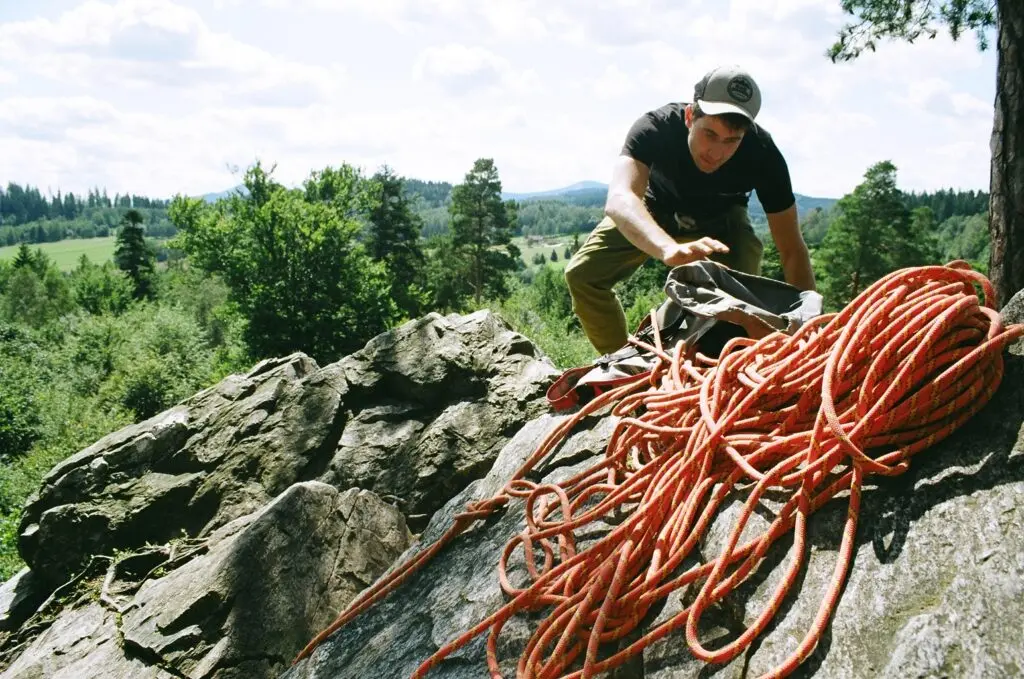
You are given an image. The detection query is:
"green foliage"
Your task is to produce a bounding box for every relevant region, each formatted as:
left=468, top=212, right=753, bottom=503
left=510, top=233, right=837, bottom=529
left=0, top=181, right=173, bottom=248
left=801, top=207, right=832, bottom=246
left=934, top=212, right=990, bottom=272
left=11, top=243, right=34, bottom=270
left=367, top=166, right=429, bottom=318
left=68, top=255, right=134, bottom=315
left=114, top=209, right=157, bottom=300
left=761, top=237, right=785, bottom=282
left=490, top=268, right=596, bottom=369
left=515, top=200, right=603, bottom=237
left=904, top=188, right=989, bottom=222
left=813, top=161, right=939, bottom=310
left=169, top=161, right=398, bottom=364
left=828, top=0, right=998, bottom=61
left=0, top=323, right=44, bottom=458
left=447, top=158, right=522, bottom=307
left=1, top=253, right=75, bottom=328
left=402, top=178, right=453, bottom=208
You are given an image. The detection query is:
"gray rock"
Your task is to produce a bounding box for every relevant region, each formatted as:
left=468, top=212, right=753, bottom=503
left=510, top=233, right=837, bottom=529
left=1002, top=289, right=1024, bottom=355
left=2, top=482, right=411, bottom=679
left=0, top=569, right=44, bottom=633
left=0, top=602, right=174, bottom=679
left=282, top=345, right=1024, bottom=679
left=17, top=310, right=559, bottom=589
left=18, top=352, right=333, bottom=588
left=324, top=310, right=560, bottom=528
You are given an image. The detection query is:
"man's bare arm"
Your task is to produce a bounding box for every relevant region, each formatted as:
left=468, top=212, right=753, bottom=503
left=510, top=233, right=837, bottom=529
left=766, top=204, right=816, bottom=291
left=605, top=155, right=728, bottom=266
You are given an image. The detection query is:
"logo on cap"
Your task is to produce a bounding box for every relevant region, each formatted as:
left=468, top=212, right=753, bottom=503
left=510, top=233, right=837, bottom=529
left=726, top=76, right=754, bottom=103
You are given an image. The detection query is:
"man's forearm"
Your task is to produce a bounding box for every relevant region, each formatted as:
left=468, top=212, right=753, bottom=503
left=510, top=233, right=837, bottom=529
left=605, top=194, right=674, bottom=260
left=780, top=246, right=816, bottom=291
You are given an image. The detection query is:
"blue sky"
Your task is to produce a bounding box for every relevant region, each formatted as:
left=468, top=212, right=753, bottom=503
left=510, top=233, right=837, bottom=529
left=0, top=0, right=999, bottom=201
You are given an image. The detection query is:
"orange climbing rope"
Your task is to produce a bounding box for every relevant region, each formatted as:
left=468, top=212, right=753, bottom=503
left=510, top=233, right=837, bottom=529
left=294, top=262, right=1024, bottom=678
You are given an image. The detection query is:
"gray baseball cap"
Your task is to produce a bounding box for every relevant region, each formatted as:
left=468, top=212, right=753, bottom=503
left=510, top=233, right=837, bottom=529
left=693, top=65, right=762, bottom=121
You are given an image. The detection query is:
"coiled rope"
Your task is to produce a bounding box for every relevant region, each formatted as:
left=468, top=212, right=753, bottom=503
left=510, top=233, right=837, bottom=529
left=295, top=262, right=1023, bottom=678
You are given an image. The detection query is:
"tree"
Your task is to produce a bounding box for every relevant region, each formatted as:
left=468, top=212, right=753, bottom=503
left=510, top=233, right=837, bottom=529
left=761, top=237, right=785, bottom=281
left=800, top=207, right=832, bottom=245
left=366, top=166, right=428, bottom=318
left=447, top=158, right=521, bottom=306
left=168, top=161, right=397, bottom=364
left=69, top=255, right=134, bottom=316
left=114, top=209, right=156, bottom=300
left=813, top=161, right=932, bottom=309
left=11, top=243, right=34, bottom=271
left=2, top=258, right=74, bottom=328
left=828, top=0, right=1022, bottom=307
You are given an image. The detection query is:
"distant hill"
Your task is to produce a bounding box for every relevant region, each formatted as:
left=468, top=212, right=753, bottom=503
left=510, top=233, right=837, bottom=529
left=199, top=185, right=248, bottom=203
left=502, top=181, right=608, bottom=201
left=199, top=178, right=838, bottom=222
left=498, top=181, right=838, bottom=220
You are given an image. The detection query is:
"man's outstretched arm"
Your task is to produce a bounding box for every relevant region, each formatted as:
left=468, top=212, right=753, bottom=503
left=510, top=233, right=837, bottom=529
left=605, top=155, right=728, bottom=266
left=766, top=203, right=816, bottom=291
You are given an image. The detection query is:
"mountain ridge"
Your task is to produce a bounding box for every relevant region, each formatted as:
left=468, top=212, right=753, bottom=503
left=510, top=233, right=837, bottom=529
left=198, top=180, right=839, bottom=216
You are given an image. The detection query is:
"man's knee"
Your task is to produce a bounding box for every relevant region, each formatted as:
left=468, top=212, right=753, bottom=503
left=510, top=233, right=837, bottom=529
left=564, top=253, right=598, bottom=299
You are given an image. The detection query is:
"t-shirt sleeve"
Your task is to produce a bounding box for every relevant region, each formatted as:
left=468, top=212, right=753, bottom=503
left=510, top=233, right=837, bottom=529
left=754, top=138, right=797, bottom=214
left=620, top=112, right=661, bottom=166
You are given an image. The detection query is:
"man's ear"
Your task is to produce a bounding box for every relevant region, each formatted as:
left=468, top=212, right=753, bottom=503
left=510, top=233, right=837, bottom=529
left=684, top=103, right=693, bottom=128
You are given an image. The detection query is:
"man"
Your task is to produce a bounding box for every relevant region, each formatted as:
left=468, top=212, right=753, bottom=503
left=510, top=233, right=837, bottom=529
left=565, top=64, right=816, bottom=355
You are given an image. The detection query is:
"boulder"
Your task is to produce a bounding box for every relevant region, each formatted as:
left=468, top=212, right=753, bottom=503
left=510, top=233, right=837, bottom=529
left=1, top=482, right=411, bottom=679
left=17, top=310, right=559, bottom=588
left=0, top=569, right=44, bottom=633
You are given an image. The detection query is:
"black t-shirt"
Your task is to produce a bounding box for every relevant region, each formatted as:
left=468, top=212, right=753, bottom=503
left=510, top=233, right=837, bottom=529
left=620, top=102, right=795, bottom=234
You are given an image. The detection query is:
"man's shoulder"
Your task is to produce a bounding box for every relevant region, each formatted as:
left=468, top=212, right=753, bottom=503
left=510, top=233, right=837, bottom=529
left=643, top=101, right=688, bottom=125
left=743, top=121, right=782, bottom=153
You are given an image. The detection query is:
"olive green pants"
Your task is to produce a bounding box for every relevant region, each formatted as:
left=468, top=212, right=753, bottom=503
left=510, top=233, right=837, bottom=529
left=564, top=205, right=764, bottom=355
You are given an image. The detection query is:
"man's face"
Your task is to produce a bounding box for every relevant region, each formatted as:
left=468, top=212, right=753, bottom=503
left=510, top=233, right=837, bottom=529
left=685, top=105, right=746, bottom=173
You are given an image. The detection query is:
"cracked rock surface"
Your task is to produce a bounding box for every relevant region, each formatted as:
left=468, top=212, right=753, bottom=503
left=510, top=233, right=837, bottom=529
left=16, top=310, right=558, bottom=589
left=1, top=482, right=411, bottom=679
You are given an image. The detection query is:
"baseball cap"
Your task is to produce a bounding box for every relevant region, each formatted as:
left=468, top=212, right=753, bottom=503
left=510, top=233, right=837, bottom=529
left=693, top=65, right=762, bottom=121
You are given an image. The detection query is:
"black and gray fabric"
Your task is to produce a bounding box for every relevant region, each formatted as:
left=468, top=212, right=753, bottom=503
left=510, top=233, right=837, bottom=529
left=547, top=261, right=823, bottom=410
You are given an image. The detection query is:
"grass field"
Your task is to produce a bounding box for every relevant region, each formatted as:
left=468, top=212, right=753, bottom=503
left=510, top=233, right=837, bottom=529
left=514, top=235, right=576, bottom=270
left=0, top=236, right=171, bottom=272
left=0, top=236, right=120, bottom=271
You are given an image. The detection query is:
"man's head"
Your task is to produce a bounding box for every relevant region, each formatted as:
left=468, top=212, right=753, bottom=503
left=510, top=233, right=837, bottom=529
left=684, top=65, right=761, bottom=173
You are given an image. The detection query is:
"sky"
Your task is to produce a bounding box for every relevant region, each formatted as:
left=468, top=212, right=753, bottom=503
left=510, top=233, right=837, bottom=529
left=0, top=0, right=1000, bottom=201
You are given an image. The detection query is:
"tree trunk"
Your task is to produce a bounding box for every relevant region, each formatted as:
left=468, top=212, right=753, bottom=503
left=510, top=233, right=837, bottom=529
left=989, top=0, right=1024, bottom=308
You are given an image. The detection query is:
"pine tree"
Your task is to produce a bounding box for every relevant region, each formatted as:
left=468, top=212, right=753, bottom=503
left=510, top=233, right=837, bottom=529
left=114, top=208, right=155, bottom=300
left=813, top=161, right=918, bottom=310
left=447, top=158, right=521, bottom=306
left=11, top=243, right=34, bottom=271
left=366, top=166, right=428, bottom=317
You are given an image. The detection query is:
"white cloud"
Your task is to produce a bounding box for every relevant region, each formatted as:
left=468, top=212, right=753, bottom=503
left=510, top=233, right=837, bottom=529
left=412, top=43, right=539, bottom=96
left=0, top=0, right=347, bottom=105
left=0, top=0, right=999, bottom=200
left=0, top=97, right=120, bottom=143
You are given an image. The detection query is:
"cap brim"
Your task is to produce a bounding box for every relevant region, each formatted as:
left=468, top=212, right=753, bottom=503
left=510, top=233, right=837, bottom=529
left=696, top=98, right=753, bottom=120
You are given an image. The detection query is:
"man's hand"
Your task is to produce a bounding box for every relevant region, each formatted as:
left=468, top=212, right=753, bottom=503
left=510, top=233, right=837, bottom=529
left=659, top=237, right=730, bottom=267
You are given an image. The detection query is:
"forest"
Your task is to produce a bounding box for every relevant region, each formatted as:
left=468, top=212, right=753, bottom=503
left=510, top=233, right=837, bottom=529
left=0, top=156, right=994, bottom=580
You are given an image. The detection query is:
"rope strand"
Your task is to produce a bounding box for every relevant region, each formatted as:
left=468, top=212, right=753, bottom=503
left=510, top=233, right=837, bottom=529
left=294, top=263, right=1023, bottom=679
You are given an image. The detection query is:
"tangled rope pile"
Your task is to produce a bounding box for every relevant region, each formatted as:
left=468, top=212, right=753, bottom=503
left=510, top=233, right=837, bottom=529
left=294, top=262, right=1023, bottom=678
